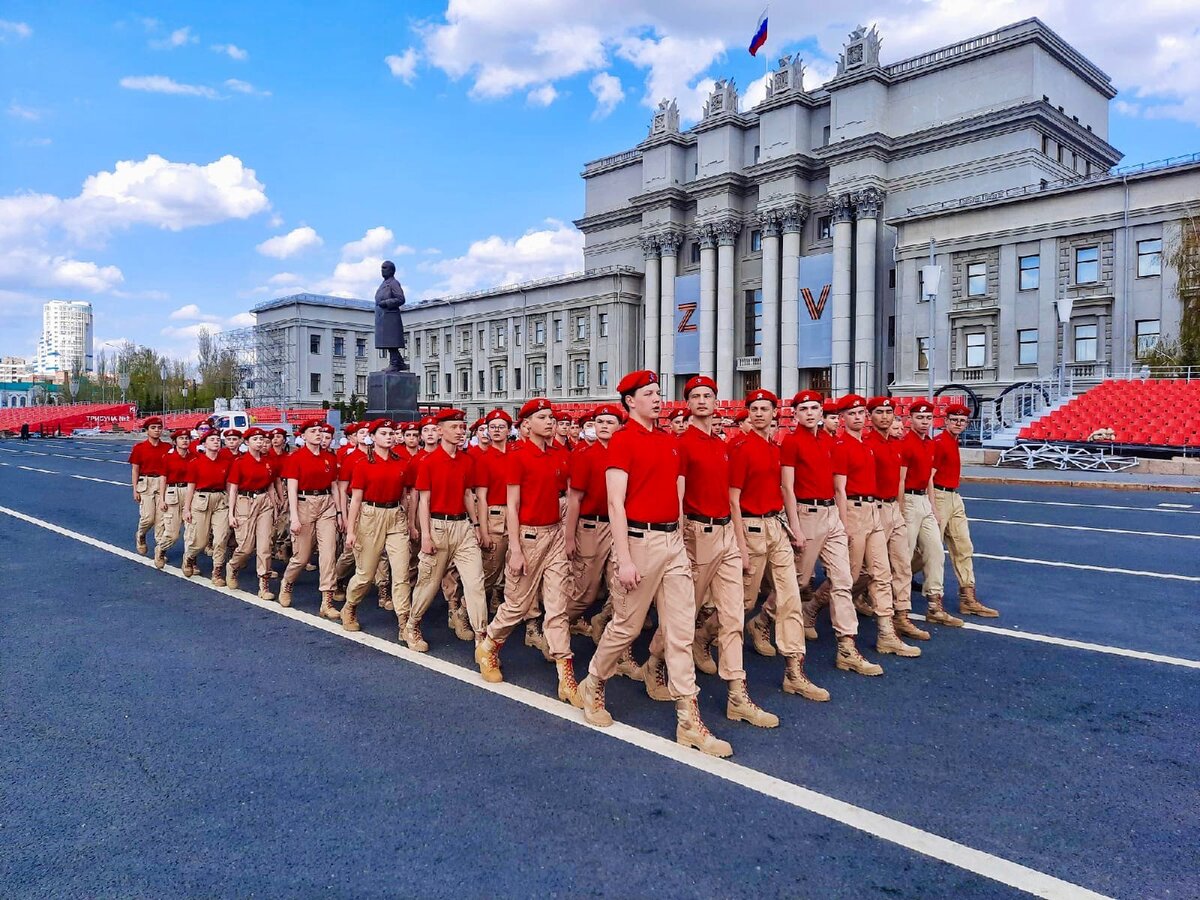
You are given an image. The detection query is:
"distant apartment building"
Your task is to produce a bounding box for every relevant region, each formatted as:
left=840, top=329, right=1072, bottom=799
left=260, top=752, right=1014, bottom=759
left=37, top=300, right=94, bottom=377
left=0, top=356, right=30, bottom=382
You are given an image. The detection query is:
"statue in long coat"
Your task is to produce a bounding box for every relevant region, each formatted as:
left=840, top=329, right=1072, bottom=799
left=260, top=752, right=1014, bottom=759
left=375, top=260, right=407, bottom=372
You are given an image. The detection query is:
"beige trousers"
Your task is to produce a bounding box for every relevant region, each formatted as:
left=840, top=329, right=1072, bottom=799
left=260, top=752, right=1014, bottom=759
left=157, top=484, right=192, bottom=555
left=844, top=501, right=893, bottom=617
left=186, top=491, right=230, bottom=571
left=794, top=505, right=858, bottom=638
left=567, top=519, right=612, bottom=621
left=876, top=500, right=913, bottom=612
left=488, top=523, right=574, bottom=658
left=903, top=493, right=946, bottom=598
left=480, top=505, right=509, bottom=595
left=347, top=504, right=411, bottom=620
left=136, top=476, right=162, bottom=541
left=935, top=489, right=975, bottom=588
left=744, top=516, right=807, bottom=656
left=283, top=494, right=338, bottom=591
left=229, top=493, right=275, bottom=579
left=410, top=518, right=487, bottom=632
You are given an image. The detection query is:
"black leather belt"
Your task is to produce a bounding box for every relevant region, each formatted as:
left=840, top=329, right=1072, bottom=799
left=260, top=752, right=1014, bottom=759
left=740, top=508, right=782, bottom=517
left=365, top=500, right=401, bottom=508
left=627, top=520, right=678, bottom=533
left=299, top=489, right=331, bottom=497
left=905, top=488, right=927, bottom=496
left=934, top=485, right=958, bottom=493
left=847, top=494, right=875, bottom=502
left=558, top=491, right=567, bottom=498
left=169, top=482, right=188, bottom=487
left=431, top=512, right=468, bottom=521
left=687, top=513, right=730, bottom=526
left=197, top=488, right=224, bottom=494
left=239, top=489, right=267, bottom=497
left=879, top=497, right=897, bottom=503
left=795, top=498, right=834, bottom=507
left=581, top=514, right=609, bottom=522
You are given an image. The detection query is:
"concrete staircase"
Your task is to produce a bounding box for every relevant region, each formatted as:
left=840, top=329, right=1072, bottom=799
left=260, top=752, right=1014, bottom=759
left=982, top=395, right=1074, bottom=448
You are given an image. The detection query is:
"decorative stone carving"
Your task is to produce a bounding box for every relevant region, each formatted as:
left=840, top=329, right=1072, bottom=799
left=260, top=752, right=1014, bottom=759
left=694, top=223, right=718, bottom=250
left=767, top=54, right=806, bottom=99
left=714, top=218, right=742, bottom=246
left=640, top=234, right=660, bottom=259
left=832, top=193, right=856, bottom=224
left=781, top=205, right=808, bottom=234
left=852, top=187, right=885, bottom=219
left=757, top=208, right=782, bottom=237
left=702, top=79, right=739, bottom=120
left=649, top=98, right=680, bottom=137
left=837, top=24, right=882, bottom=75
left=658, top=229, right=684, bottom=257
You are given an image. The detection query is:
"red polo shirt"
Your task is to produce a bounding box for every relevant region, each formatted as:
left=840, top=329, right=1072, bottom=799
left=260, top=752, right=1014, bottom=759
left=218, top=446, right=238, bottom=462
left=283, top=446, right=337, bottom=492
left=350, top=451, right=408, bottom=504
left=932, top=430, right=963, bottom=489
left=898, top=431, right=936, bottom=492
left=678, top=425, right=733, bottom=519
left=228, top=453, right=275, bottom=492
left=726, top=430, right=748, bottom=451
left=128, top=439, right=170, bottom=477
left=415, top=445, right=479, bottom=516
left=864, top=429, right=902, bottom=500
left=729, top=431, right=783, bottom=516
left=549, top=443, right=570, bottom=493
left=187, top=452, right=233, bottom=491
left=477, top=445, right=511, bottom=507
left=163, top=449, right=191, bottom=484
left=606, top=418, right=681, bottom=524
left=337, top=447, right=368, bottom=483
left=830, top=433, right=877, bottom=497
left=403, top=448, right=428, bottom=490
left=569, top=442, right=610, bottom=518
left=507, top=440, right=563, bottom=526
left=780, top=427, right=836, bottom=501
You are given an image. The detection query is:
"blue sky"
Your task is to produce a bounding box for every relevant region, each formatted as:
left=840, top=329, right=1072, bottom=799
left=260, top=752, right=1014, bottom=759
left=3, top=1, right=1198, bottom=364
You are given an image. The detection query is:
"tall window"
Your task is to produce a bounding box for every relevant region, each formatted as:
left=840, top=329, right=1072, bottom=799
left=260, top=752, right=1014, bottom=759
left=514, top=367, right=522, bottom=391
left=1018, top=328, right=1038, bottom=365
left=574, top=316, right=587, bottom=340
left=744, top=289, right=763, bottom=355
left=553, top=365, right=563, bottom=391
left=816, top=216, right=832, bottom=240
left=477, top=370, right=485, bottom=392
left=459, top=370, right=469, bottom=393
left=356, top=374, right=366, bottom=394
left=690, top=242, right=701, bottom=264
left=445, top=373, right=452, bottom=394
left=1136, top=319, right=1161, bottom=358
left=1019, top=254, right=1040, bottom=291
left=333, top=336, right=345, bottom=357
left=309, top=334, right=321, bottom=354
left=554, top=318, right=563, bottom=342
left=533, top=364, right=545, bottom=390
left=493, top=367, right=506, bottom=392
left=1075, top=246, right=1099, bottom=283
left=494, top=324, right=507, bottom=350
left=459, top=328, right=471, bottom=353
left=1137, top=239, right=1162, bottom=278
left=598, top=361, right=609, bottom=388
left=514, top=323, right=522, bottom=346
left=444, top=334, right=452, bottom=355
left=1074, top=323, right=1098, bottom=362
left=333, top=373, right=345, bottom=394
left=916, top=337, right=930, bottom=371
left=965, top=331, right=986, bottom=368
left=574, top=361, right=587, bottom=388
left=478, top=327, right=484, bottom=348
left=967, top=262, right=987, bottom=297
left=310, top=373, right=321, bottom=393
left=749, top=230, right=762, bottom=252
left=427, top=372, right=437, bottom=395
left=598, top=312, right=609, bottom=337
left=356, top=337, right=367, bottom=358
left=533, top=319, right=545, bottom=345
left=917, top=268, right=928, bottom=303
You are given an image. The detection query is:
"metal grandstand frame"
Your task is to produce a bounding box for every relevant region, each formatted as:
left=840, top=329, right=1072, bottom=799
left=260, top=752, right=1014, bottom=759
left=219, top=325, right=294, bottom=409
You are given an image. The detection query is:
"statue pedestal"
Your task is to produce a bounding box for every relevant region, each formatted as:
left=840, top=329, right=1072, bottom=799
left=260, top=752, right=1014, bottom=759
left=366, top=370, right=419, bottom=423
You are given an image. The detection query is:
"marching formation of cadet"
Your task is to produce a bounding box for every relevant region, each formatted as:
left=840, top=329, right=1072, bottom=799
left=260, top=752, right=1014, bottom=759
left=128, top=371, right=998, bottom=759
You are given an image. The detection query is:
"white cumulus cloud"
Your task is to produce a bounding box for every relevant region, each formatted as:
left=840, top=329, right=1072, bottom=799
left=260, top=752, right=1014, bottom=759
left=385, top=48, right=419, bottom=84
left=151, top=26, right=197, bottom=50
left=257, top=226, right=323, bottom=259
left=7, top=103, right=40, bottom=121
left=0, top=19, right=32, bottom=40
left=589, top=71, right=624, bottom=119
left=421, top=219, right=584, bottom=298
left=120, top=75, right=218, bottom=99
left=341, top=226, right=394, bottom=261
left=169, top=303, right=222, bottom=323
left=527, top=84, right=558, bottom=107
left=212, top=43, right=248, bottom=60
left=224, top=78, right=270, bottom=97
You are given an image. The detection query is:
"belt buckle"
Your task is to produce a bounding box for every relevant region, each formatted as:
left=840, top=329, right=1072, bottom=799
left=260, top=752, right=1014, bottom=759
left=523, top=531, right=536, bottom=540
left=628, top=529, right=644, bottom=539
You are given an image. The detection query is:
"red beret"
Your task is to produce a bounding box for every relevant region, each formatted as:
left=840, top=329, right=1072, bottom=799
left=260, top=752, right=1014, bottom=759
left=839, top=394, right=867, bottom=413
left=417, top=416, right=436, bottom=430
left=171, top=428, right=191, bottom=439
left=791, top=390, right=823, bottom=408
left=683, top=375, right=718, bottom=398
left=910, top=400, right=935, bottom=414
left=575, top=412, right=594, bottom=426
left=142, top=416, right=163, bottom=428
left=866, top=396, right=894, bottom=411
left=269, top=427, right=290, bottom=437
left=403, top=421, right=421, bottom=432
left=745, top=388, right=779, bottom=407
left=471, top=418, right=485, bottom=432
left=554, top=407, right=574, bottom=422
left=518, top=397, right=554, bottom=421
left=822, top=400, right=840, bottom=414
left=616, top=369, right=658, bottom=396
left=667, top=408, right=688, bottom=420
left=592, top=404, right=624, bottom=422
left=435, top=408, right=466, bottom=423
left=222, top=428, right=243, bottom=438
left=368, top=419, right=394, bottom=434
left=341, top=422, right=357, bottom=434
left=320, top=423, right=336, bottom=434
left=243, top=427, right=266, bottom=440
left=946, top=403, right=971, bottom=417
left=484, top=409, right=513, bottom=426
left=730, top=408, right=749, bottom=422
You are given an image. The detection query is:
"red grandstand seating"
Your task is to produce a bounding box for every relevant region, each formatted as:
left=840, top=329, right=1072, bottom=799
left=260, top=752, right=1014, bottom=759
left=1020, top=378, right=1200, bottom=448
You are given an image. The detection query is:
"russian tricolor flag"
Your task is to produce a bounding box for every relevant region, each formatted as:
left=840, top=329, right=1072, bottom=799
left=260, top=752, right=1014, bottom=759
left=749, top=10, right=768, bottom=57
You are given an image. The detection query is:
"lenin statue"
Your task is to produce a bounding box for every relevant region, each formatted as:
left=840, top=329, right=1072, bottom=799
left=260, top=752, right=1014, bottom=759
left=375, top=260, right=408, bottom=372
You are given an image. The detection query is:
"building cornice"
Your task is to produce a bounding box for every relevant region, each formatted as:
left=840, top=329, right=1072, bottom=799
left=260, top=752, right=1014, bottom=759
left=743, top=151, right=828, bottom=183
left=572, top=206, right=642, bottom=234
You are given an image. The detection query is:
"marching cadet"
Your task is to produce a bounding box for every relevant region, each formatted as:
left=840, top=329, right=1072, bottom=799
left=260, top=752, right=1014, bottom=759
left=470, top=418, right=490, bottom=452
left=579, top=370, right=733, bottom=759
left=822, top=400, right=841, bottom=437
left=932, top=403, right=999, bottom=618
left=268, top=427, right=293, bottom=563
left=475, top=398, right=579, bottom=706
left=863, top=398, right=930, bottom=641
left=400, top=421, right=422, bottom=457
left=553, top=411, right=573, bottom=449
left=128, top=416, right=170, bottom=555
left=280, top=420, right=342, bottom=619
left=654, top=376, right=778, bottom=728
left=725, top=408, right=751, bottom=450
left=341, top=420, right=413, bottom=634
left=667, top=407, right=688, bottom=435
left=220, top=428, right=244, bottom=460
left=829, top=396, right=920, bottom=658
left=732, top=389, right=829, bottom=702
left=897, top=400, right=963, bottom=627
left=154, top=428, right=193, bottom=569
left=407, top=409, right=488, bottom=651
left=568, top=416, right=584, bottom=445
left=334, top=423, right=377, bottom=604
left=474, top=408, right=515, bottom=611
left=576, top=411, right=596, bottom=446
left=226, top=427, right=279, bottom=600
left=182, top=429, right=234, bottom=584
left=318, top=422, right=336, bottom=454
left=782, top=391, right=884, bottom=677
left=269, top=427, right=291, bottom=459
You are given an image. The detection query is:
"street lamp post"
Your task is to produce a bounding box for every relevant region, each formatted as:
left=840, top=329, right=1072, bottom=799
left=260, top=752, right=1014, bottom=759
left=920, top=252, right=943, bottom=401
left=68, top=378, right=79, bottom=405
left=160, top=364, right=168, bottom=416
left=1056, top=295, right=1075, bottom=399
left=118, top=372, right=130, bottom=405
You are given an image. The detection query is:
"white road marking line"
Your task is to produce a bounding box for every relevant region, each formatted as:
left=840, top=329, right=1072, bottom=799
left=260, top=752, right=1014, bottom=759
left=0, top=447, right=48, bottom=456
left=0, top=446, right=123, bottom=464
left=1158, top=503, right=1194, bottom=509
left=963, top=496, right=1200, bottom=515
left=0, top=503, right=1113, bottom=900
left=0, top=460, right=126, bottom=487
left=971, top=518, right=1200, bottom=541
left=974, top=552, right=1200, bottom=582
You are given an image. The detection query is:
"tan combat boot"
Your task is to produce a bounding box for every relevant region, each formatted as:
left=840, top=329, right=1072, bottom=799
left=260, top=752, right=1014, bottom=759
left=136, top=533, right=148, bottom=555
left=451, top=606, right=475, bottom=642
left=959, top=585, right=999, bottom=618
left=589, top=603, right=613, bottom=644
left=783, top=654, right=830, bottom=701
left=894, top=611, right=930, bottom=641
left=926, top=595, right=964, bottom=627
left=642, top=655, right=673, bottom=702
left=211, top=566, right=227, bottom=588
left=615, top=648, right=644, bottom=681
left=579, top=675, right=613, bottom=727
left=836, top=636, right=884, bottom=676
left=341, top=600, right=361, bottom=632
left=225, top=564, right=239, bottom=592
left=876, top=615, right=921, bottom=657
left=675, top=695, right=733, bottom=758
left=569, top=617, right=592, bottom=638
left=801, top=590, right=820, bottom=641
left=851, top=583, right=875, bottom=617
left=278, top=581, right=294, bottom=608
left=726, top=679, right=779, bottom=728
left=333, top=582, right=347, bottom=602
left=745, top=612, right=776, bottom=657
left=154, top=547, right=166, bottom=570
left=402, top=620, right=429, bottom=652
left=182, top=556, right=197, bottom=578
left=693, top=634, right=717, bottom=676
left=555, top=658, right=583, bottom=708
left=377, top=582, right=393, bottom=611
left=319, top=591, right=341, bottom=621
left=475, top=635, right=503, bottom=683
left=258, top=575, right=275, bottom=601
left=524, top=618, right=551, bottom=659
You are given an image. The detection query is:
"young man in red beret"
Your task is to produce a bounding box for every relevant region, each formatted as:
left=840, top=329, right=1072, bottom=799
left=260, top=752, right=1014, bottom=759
left=473, top=408, right=515, bottom=612
left=476, top=398, right=580, bottom=705
left=154, top=428, right=194, bottom=569
left=821, top=400, right=841, bottom=437
left=333, top=423, right=375, bottom=604
left=733, top=389, right=830, bottom=702
left=226, top=427, right=279, bottom=599
left=280, top=420, right=342, bottom=618
left=657, top=376, right=778, bottom=728
left=782, top=391, right=884, bottom=678
left=267, top=427, right=293, bottom=564
left=408, top=409, right=488, bottom=651
left=128, top=416, right=169, bottom=555
left=579, top=370, right=733, bottom=758
left=183, top=430, right=234, bottom=584
left=932, top=404, right=999, bottom=618
left=898, top=401, right=962, bottom=627
left=667, top=407, right=688, bottom=436
left=724, top=408, right=751, bottom=450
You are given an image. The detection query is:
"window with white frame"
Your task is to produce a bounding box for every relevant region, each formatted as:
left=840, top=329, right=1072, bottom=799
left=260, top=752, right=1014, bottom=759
left=1075, top=246, right=1099, bottom=283
left=514, top=323, right=522, bottom=346
left=598, top=312, right=609, bottom=337
left=357, top=337, right=368, bottom=358
left=1136, top=319, right=1160, bottom=358
left=749, top=230, right=762, bottom=252
left=965, top=331, right=986, bottom=368
left=332, top=373, right=345, bottom=395
left=916, top=337, right=930, bottom=371
left=554, top=318, right=563, bottom=342
left=356, top=374, right=366, bottom=394
left=1137, top=239, right=1162, bottom=278
left=553, top=365, right=563, bottom=390
left=310, top=373, right=321, bottom=393
left=816, top=216, right=832, bottom=240
left=533, top=364, right=545, bottom=390
left=598, top=361, right=609, bottom=388
left=1018, top=329, right=1038, bottom=365
left=1019, top=254, right=1040, bottom=291
left=573, top=360, right=587, bottom=388
left=494, top=323, right=507, bottom=350
left=1074, top=323, right=1098, bottom=362
left=574, top=315, right=587, bottom=341
left=333, top=336, right=345, bottom=358
left=967, top=262, right=987, bottom=297
left=533, top=319, right=545, bottom=345
left=427, top=371, right=437, bottom=395
left=459, top=370, right=469, bottom=393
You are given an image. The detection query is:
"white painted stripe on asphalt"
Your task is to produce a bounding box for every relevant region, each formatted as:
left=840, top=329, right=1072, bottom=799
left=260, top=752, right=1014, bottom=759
left=971, top=518, right=1200, bottom=541
left=974, top=552, right=1200, bottom=582
left=963, top=496, right=1200, bottom=515
left=1158, top=503, right=1194, bottom=509
left=0, top=503, right=1112, bottom=900
left=0, top=445, right=124, bottom=464
left=0, top=460, right=126, bottom=486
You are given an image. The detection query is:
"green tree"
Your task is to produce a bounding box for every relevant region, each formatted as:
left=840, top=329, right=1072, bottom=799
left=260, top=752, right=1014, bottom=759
left=1142, top=213, right=1200, bottom=367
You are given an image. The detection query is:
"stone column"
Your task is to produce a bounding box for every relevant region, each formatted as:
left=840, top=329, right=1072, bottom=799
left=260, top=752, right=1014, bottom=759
left=852, top=188, right=883, bottom=394
left=641, top=235, right=660, bottom=375
left=698, top=225, right=717, bottom=376
left=780, top=206, right=806, bottom=399
left=715, top=218, right=740, bottom=391
left=759, top=213, right=782, bottom=391
left=658, top=230, right=683, bottom=399
left=830, top=193, right=855, bottom=395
